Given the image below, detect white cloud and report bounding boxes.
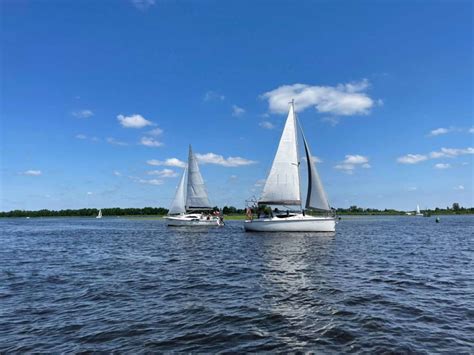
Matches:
[397,154,428,164]
[148,127,163,136]
[195,153,257,167]
[72,109,93,118]
[75,134,87,139]
[407,187,418,191]
[107,137,128,146]
[147,168,178,178]
[434,163,451,169]
[117,114,153,128]
[469,127,474,133]
[76,134,100,142]
[113,171,121,176]
[261,79,375,116]
[334,155,370,174]
[232,105,245,117]
[334,164,355,174]
[139,178,163,185]
[146,158,186,168]
[343,155,369,164]
[259,121,275,130]
[429,147,474,158]
[131,0,155,10]
[87,191,93,195]
[204,91,225,102]
[454,185,465,190]
[140,136,163,147]
[22,170,42,176]
[429,127,451,136]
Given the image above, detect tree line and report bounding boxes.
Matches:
[0,203,472,218]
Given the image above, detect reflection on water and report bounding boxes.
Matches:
[0,216,472,352]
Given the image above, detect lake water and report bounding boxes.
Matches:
[0,216,473,352]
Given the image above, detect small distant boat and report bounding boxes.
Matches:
[164,145,224,227]
[415,204,423,216]
[96,209,102,219]
[244,101,335,232]
[26,216,30,219]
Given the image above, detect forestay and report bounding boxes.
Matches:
[259,103,301,206]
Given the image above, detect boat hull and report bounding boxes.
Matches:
[165,214,223,227]
[244,215,336,232]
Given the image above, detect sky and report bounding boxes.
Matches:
[0,0,472,211]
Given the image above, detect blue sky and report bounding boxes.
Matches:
[1,0,472,211]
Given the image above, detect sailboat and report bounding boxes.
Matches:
[164,145,224,227]
[96,209,102,219]
[415,204,423,216]
[244,101,336,232]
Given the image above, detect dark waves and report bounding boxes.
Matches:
[0,216,473,352]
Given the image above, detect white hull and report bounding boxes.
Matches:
[244,214,335,232]
[165,213,223,227]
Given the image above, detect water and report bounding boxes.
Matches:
[0,216,473,352]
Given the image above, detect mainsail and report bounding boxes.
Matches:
[168,167,187,215]
[186,145,212,210]
[259,102,301,205]
[300,129,331,211]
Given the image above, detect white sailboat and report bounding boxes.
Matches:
[244,101,336,232]
[415,204,423,216]
[164,145,224,227]
[96,209,102,219]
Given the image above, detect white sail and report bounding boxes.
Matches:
[96,209,102,218]
[300,130,331,211]
[416,205,421,214]
[186,145,212,210]
[168,167,187,215]
[259,102,301,206]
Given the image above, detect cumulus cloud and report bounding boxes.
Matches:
[454,185,465,190]
[72,109,93,118]
[232,105,245,117]
[138,179,163,185]
[148,127,163,136]
[113,171,122,176]
[334,155,370,174]
[429,147,474,158]
[117,114,153,128]
[195,153,257,167]
[131,0,155,10]
[106,137,128,146]
[429,127,451,136]
[434,163,451,169]
[22,170,42,176]
[469,127,474,133]
[147,168,178,178]
[259,121,275,130]
[146,158,187,168]
[140,137,163,147]
[397,154,428,164]
[261,79,375,116]
[204,91,225,102]
[75,134,87,139]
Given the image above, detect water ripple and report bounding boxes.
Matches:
[0,216,472,352]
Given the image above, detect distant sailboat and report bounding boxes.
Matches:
[415,204,423,216]
[164,145,224,226]
[244,101,336,232]
[96,209,102,219]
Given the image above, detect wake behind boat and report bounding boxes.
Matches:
[244,101,335,233]
[165,145,224,227]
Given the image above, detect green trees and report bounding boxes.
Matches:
[0,207,169,218]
